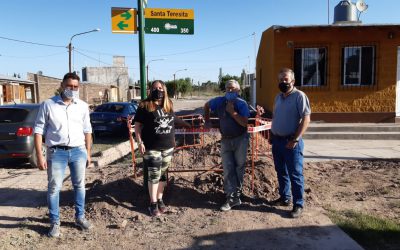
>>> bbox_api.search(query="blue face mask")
[225,92,238,101]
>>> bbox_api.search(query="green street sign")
[145,19,194,35]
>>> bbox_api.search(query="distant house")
[82,56,130,102]
[0,75,35,105]
[256,24,400,123]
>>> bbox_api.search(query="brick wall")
[27,73,113,104]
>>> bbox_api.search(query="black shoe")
[157,199,167,214]
[220,197,241,211]
[290,206,303,218]
[270,197,291,207]
[148,202,161,217]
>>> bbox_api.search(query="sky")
[1,0,400,85]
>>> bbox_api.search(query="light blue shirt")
[34,95,92,147]
[271,88,311,137]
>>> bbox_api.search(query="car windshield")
[0,108,30,123]
[94,104,125,113]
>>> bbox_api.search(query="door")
[397,47,400,117]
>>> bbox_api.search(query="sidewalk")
[304,139,400,162]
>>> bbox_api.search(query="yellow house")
[256,24,400,123]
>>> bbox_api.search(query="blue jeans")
[221,133,248,198]
[271,137,304,207]
[47,146,87,224]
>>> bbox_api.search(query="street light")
[173,68,187,99]
[68,28,100,73]
[146,58,165,84]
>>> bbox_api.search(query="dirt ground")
[1,99,399,249]
[1,134,399,249]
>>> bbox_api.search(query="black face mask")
[278,82,291,93]
[151,89,164,100]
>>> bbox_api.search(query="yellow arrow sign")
[111,7,137,34]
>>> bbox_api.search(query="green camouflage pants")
[143,148,173,184]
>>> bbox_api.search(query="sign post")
[138,0,147,100]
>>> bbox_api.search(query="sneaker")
[220,197,241,211]
[270,197,291,207]
[157,199,167,214]
[75,217,93,231]
[47,223,61,238]
[290,206,303,218]
[148,202,161,217]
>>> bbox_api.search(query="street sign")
[144,8,194,35]
[145,19,194,34]
[111,7,137,34]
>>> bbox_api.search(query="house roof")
[270,23,400,31]
[0,74,35,85]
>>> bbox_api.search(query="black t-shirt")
[133,105,175,150]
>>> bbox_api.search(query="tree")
[219,74,241,91]
[177,77,192,95]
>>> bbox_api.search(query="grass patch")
[327,209,400,250]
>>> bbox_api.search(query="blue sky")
[1,0,399,84]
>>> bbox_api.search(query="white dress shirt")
[34,95,92,147]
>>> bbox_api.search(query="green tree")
[219,74,241,91]
[165,80,175,97]
[177,77,192,96]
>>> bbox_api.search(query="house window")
[294,47,327,86]
[342,46,375,86]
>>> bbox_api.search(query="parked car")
[90,102,138,137]
[0,104,45,168]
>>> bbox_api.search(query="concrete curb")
[90,140,135,167]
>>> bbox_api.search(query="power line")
[74,49,139,70]
[74,33,254,58]
[0,36,65,48]
[151,33,254,57]
[1,51,67,59]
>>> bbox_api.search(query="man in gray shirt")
[270,68,311,218]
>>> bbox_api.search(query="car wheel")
[29,145,47,168]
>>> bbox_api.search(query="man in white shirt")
[34,72,92,237]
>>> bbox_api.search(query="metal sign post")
[138,0,147,100]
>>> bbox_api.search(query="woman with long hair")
[134,80,189,216]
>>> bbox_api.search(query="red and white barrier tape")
[175,123,271,135]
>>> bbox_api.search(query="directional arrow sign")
[111,7,137,34]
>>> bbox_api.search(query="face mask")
[62,89,79,100]
[62,89,73,99]
[72,90,79,100]
[225,92,238,101]
[278,82,291,93]
[151,89,164,100]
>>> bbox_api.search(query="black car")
[90,102,138,137]
[0,104,45,168]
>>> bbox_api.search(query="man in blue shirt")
[34,72,93,237]
[270,68,311,218]
[204,79,250,211]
